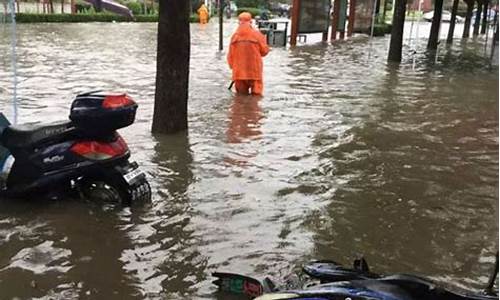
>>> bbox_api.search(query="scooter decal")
[43,155,64,164]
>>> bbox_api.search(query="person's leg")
[235,80,250,95]
[250,80,263,95]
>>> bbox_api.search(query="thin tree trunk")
[49,0,54,13]
[463,0,474,38]
[96,0,103,12]
[61,0,64,13]
[473,1,482,35]
[152,0,190,134]
[481,0,488,34]
[428,0,444,49]
[71,0,75,14]
[382,0,388,22]
[375,0,380,20]
[388,0,407,62]
[447,0,459,43]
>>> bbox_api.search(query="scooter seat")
[1,121,73,148]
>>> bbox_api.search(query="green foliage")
[75,0,92,13]
[190,13,200,22]
[13,13,199,23]
[236,7,262,17]
[235,0,267,8]
[124,1,143,15]
[372,23,392,36]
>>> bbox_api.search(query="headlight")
[254,293,299,300]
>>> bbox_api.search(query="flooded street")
[0,20,498,299]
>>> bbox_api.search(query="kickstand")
[353,257,370,273]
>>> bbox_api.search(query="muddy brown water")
[0,21,498,299]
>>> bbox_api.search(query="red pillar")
[331,0,341,40]
[347,0,357,36]
[290,0,301,46]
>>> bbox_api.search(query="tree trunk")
[447,0,459,43]
[480,0,488,34]
[473,1,482,35]
[49,0,54,13]
[388,0,407,62]
[71,0,75,14]
[61,0,64,13]
[427,0,443,49]
[462,0,474,38]
[152,0,190,134]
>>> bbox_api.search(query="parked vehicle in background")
[471,8,497,24]
[423,10,465,22]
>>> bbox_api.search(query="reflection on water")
[0,21,497,299]
[226,95,263,144]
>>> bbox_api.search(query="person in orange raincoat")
[197,3,209,24]
[227,12,270,96]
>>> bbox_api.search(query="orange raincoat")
[198,4,209,24]
[227,13,270,95]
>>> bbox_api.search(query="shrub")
[124,1,143,15]
[190,13,200,22]
[13,13,199,23]
[75,1,92,13]
[235,0,267,8]
[236,7,261,17]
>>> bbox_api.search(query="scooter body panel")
[0,92,148,201]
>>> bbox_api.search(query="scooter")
[213,254,499,300]
[0,91,150,204]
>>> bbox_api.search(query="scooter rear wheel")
[78,176,151,205]
[79,180,123,203]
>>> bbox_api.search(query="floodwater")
[0,20,498,299]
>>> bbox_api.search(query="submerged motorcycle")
[0,91,150,203]
[213,254,499,300]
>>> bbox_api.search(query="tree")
[152,0,191,134]
[446,0,460,44]
[473,0,482,35]
[462,0,474,38]
[427,0,444,49]
[388,0,407,62]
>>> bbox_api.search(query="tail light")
[102,94,135,109]
[71,135,128,160]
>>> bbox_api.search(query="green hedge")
[12,13,199,23]
[356,23,392,36]
[124,1,143,15]
[236,7,262,17]
[235,0,268,8]
[372,23,392,36]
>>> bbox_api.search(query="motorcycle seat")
[1,121,74,148]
